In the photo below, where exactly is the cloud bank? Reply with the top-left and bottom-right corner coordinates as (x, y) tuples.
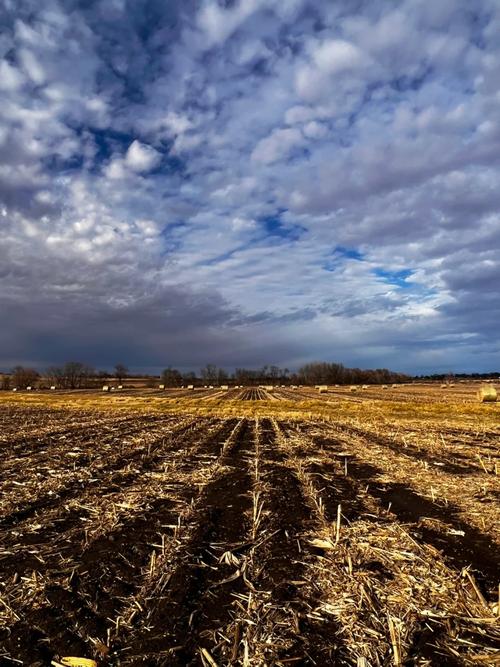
(1, 0), (499, 373)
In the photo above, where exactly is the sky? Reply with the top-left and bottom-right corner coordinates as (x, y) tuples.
(1, 0), (499, 375)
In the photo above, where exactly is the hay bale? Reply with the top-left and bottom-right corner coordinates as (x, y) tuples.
(187, 384), (194, 390)
(477, 386), (497, 403)
(349, 385), (358, 392)
(50, 386), (56, 390)
(221, 384), (229, 390)
(26, 386), (32, 391)
(441, 384), (448, 389)
(392, 383), (398, 388)
(158, 384), (165, 389)
(318, 385), (328, 393)
(118, 385), (123, 389)
(12, 388), (17, 392)
(382, 384), (388, 389)
(265, 385), (274, 391)
(362, 385), (368, 390)
(102, 385), (110, 392)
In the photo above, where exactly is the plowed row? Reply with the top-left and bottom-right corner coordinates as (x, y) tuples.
(0, 405), (498, 666)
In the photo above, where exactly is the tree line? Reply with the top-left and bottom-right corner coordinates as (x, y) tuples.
(159, 362), (410, 386)
(1, 362), (129, 390)
(1, 360), (411, 390)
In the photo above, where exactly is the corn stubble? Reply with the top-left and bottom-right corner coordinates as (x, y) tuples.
(0, 383), (498, 665)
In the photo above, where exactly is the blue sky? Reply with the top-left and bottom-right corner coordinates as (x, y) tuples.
(0, 0), (499, 374)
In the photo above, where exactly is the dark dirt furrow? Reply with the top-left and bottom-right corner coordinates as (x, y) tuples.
(0, 413), (163, 457)
(0, 419), (241, 665)
(116, 419), (254, 666)
(0, 419), (233, 574)
(0, 417), (204, 530)
(332, 423), (483, 477)
(0, 414), (180, 482)
(307, 431), (500, 600)
(240, 388), (265, 400)
(0, 613), (90, 667)
(251, 419), (345, 665)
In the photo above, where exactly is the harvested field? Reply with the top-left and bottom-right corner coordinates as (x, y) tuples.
(0, 386), (498, 666)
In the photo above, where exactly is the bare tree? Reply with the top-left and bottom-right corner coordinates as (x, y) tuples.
(11, 366), (39, 388)
(45, 362), (94, 389)
(200, 364), (218, 383)
(161, 366), (182, 387)
(114, 364), (128, 383)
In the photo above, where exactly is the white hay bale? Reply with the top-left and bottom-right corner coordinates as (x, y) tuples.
(477, 386), (497, 403)
(12, 388), (17, 392)
(362, 385), (368, 390)
(441, 384), (448, 389)
(26, 386), (32, 391)
(318, 385), (328, 393)
(187, 384), (194, 390)
(392, 384), (398, 388)
(102, 385), (110, 392)
(382, 385), (388, 389)
(50, 386), (56, 390)
(159, 384), (165, 389)
(265, 385), (274, 391)
(349, 385), (358, 392)
(221, 385), (229, 390)
(118, 385), (123, 389)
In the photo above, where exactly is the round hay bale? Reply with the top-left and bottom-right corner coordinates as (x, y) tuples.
(477, 386), (497, 403)
(349, 385), (358, 392)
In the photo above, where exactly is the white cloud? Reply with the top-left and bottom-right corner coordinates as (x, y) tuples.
(251, 127), (303, 164)
(163, 111), (194, 135)
(197, 0), (266, 46)
(302, 121), (328, 139)
(0, 60), (25, 90)
(285, 105), (317, 124)
(124, 140), (162, 173)
(18, 48), (46, 85)
(312, 39), (367, 75)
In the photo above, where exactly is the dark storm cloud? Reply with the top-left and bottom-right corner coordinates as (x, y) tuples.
(1, 0), (499, 373)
